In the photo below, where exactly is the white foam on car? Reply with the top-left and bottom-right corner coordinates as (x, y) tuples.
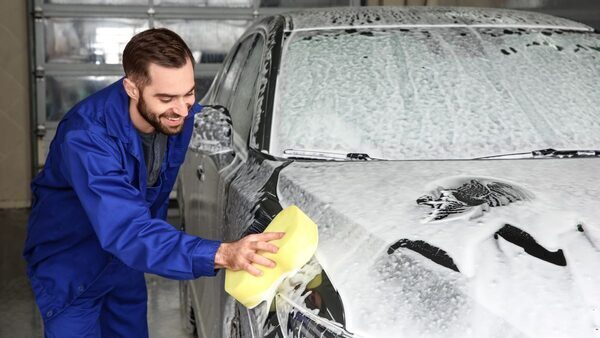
(277, 158), (600, 337)
(272, 27), (600, 161)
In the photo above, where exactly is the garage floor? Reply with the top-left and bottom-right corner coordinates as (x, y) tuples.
(0, 208), (194, 338)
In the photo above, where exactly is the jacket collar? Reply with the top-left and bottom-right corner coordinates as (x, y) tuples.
(103, 78), (139, 148)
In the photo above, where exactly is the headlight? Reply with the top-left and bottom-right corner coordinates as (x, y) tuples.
(262, 258), (354, 338)
(275, 293), (354, 338)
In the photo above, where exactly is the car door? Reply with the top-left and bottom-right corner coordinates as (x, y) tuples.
(188, 31), (267, 338)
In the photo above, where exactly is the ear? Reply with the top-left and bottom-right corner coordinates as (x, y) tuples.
(123, 78), (140, 100)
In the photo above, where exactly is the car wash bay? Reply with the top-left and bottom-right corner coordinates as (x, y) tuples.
(1, 0), (600, 337)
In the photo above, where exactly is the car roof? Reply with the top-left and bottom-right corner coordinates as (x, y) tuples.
(282, 6), (593, 32)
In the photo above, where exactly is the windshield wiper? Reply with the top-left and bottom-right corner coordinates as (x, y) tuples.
(531, 148), (600, 158)
(283, 149), (382, 161)
(475, 148), (600, 160)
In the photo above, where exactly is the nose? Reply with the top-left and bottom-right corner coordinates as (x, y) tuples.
(174, 97), (191, 117)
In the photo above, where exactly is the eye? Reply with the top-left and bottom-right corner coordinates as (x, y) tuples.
(185, 91), (194, 97)
(159, 97), (172, 103)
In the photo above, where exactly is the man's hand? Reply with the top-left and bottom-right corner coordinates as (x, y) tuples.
(214, 232), (285, 276)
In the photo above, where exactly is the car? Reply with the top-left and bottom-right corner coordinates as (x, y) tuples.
(176, 6), (600, 338)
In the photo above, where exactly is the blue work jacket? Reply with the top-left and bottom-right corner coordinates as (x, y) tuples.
(23, 79), (221, 320)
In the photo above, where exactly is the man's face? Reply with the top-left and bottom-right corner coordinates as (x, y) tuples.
(136, 59), (196, 135)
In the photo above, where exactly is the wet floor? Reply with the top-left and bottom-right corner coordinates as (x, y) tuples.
(0, 208), (193, 338)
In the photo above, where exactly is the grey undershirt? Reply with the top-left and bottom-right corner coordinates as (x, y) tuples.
(138, 131), (168, 187)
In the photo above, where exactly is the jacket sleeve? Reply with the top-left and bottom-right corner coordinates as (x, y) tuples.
(59, 130), (220, 280)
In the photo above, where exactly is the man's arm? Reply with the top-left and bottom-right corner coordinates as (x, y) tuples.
(60, 130), (280, 278)
(215, 232), (284, 276)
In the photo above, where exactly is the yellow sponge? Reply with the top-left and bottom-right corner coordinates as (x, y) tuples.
(225, 205), (319, 309)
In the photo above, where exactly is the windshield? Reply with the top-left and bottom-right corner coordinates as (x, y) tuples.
(271, 27), (600, 160)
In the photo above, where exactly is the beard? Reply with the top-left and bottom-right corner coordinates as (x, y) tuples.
(137, 95), (185, 135)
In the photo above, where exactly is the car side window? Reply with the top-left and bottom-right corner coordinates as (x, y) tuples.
(214, 36), (253, 105)
(228, 34), (266, 145)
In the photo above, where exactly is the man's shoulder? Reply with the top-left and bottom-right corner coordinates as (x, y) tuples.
(52, 79), (129, 152)
(60, 80), (128, 136)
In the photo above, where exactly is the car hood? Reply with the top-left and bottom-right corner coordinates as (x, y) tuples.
(275, 158), (600, 338)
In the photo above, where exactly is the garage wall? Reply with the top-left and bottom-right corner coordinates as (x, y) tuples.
(0, 0), (31, 208)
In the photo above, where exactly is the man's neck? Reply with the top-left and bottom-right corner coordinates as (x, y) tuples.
(129, 99), (155, 134)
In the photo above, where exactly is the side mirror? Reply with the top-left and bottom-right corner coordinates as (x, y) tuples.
(190, 105), (234, 155)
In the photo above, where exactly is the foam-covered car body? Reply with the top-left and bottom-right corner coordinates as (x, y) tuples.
(178, 6), (600, 338)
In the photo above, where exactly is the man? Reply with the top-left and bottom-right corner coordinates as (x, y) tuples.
(23, 28), (282, 337)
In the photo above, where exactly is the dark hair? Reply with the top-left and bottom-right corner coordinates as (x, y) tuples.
(122, 28), (195, 87)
